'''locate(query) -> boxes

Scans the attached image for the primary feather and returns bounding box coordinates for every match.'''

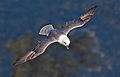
[61,5,97,35]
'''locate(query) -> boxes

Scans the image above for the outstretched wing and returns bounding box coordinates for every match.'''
[61,6,97,35]
[13,37,56,66]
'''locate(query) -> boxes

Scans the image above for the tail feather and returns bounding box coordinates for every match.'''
[39,24,54,36]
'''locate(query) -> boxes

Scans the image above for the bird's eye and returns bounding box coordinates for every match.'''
[64,42,66,44]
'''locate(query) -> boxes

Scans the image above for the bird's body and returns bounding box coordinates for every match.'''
[14,6,97,66]
[49,29,70,46]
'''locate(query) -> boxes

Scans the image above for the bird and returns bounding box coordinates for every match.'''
[14,6,97,66]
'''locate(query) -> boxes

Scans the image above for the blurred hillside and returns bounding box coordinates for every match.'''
[7,30,103,77]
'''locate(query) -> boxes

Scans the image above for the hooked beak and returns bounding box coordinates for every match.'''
[66,45,69,50]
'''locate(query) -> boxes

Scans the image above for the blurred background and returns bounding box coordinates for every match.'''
[0,0,120,77]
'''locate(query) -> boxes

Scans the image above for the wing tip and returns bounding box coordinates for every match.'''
[13,56,27,66]
[90,5,98,13]
[80,5,98,21]
[13,58,25,66]
[13,51,36,66]
[88,5,98,13]
[92,5,98,9]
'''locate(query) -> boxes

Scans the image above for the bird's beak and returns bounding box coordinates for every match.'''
[66,45,69,50]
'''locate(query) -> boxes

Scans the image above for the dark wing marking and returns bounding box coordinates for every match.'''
[61,6,97,35]
[13,37,56,66]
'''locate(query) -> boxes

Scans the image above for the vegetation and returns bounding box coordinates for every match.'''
[7,30,101,77]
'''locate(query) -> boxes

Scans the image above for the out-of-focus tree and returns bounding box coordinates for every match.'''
[7,30,101,77]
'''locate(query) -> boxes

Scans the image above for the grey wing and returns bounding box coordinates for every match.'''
[13,37,56,66]
[61,6,97,35]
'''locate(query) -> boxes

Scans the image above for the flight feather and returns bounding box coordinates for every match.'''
[13,37,56,66]
[61,6,97,34]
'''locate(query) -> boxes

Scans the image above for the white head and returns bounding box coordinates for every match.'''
[58,35,70,49]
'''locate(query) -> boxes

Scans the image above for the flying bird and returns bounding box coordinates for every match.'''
[14,6,97,66]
